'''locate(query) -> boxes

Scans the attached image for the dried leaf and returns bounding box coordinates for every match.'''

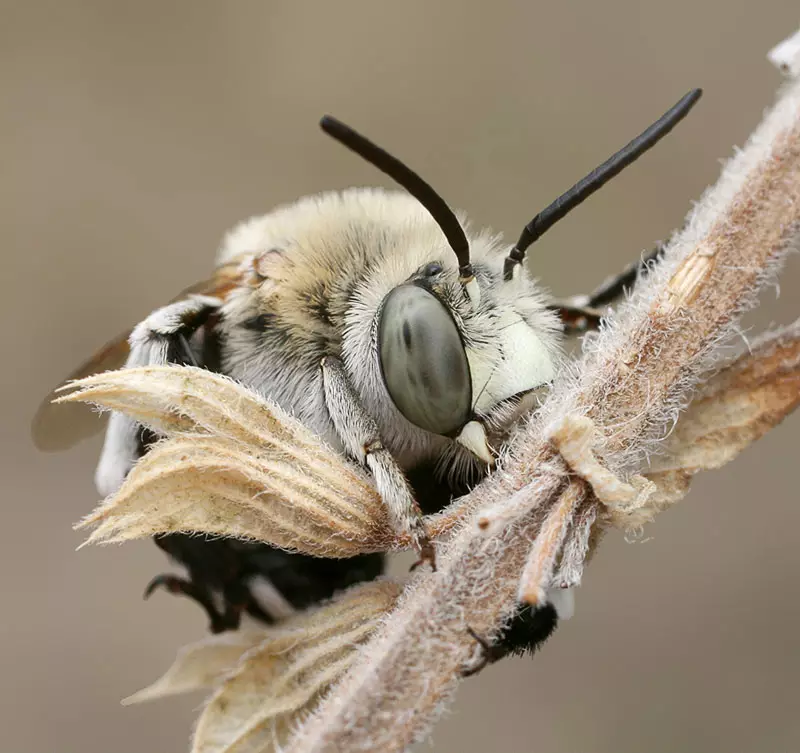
[192,580,402,753]
[122,630,269,705]
[639,321,800,518]
[63,366,396,556]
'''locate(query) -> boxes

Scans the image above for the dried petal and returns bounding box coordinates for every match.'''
[64,366,396,555]
[58,365,374,489]
[192,580,401,753]
[122,630,269,705]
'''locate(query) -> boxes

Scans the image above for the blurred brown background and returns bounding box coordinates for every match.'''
[2,2,799,752]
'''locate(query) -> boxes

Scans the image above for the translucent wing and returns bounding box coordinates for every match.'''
[31,331,132,451]
[31,259,244,452]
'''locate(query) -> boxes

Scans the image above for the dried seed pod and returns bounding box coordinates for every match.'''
[76,436,393,555]
[58,365,377,486]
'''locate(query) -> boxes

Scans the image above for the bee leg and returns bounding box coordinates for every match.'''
[548,242,665,334]
[143,574,232,634]
[547,304,604,334]
[212,583,248,632]
[218,579,280,630]
[320,356,435,570]
[460,627,509,678]
[579,242,665,310]
[462,602,560,676]
[94,295,222,497]
[243,591,275,625]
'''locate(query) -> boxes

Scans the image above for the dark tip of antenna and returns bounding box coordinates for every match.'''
[503,88,703,281]
[320,115,472,277]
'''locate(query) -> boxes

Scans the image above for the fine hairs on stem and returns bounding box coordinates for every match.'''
[284,39,800,753]
[59,28,800,753]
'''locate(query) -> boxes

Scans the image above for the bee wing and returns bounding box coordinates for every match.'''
[31,332,133,451]
[31,259,245,452]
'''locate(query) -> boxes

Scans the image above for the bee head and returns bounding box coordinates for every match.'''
[322,92,702,463]
[369,235,560,465]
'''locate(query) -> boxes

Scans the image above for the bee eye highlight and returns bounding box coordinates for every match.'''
[378,284,472,436]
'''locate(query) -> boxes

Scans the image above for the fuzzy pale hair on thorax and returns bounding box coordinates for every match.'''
[216,186,562,375]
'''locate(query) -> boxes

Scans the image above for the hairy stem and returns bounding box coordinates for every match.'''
[287,74,800,753]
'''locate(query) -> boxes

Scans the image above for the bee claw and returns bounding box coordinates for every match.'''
[143,573,234,634]
[460,626,508,678]
[143,573,186,599]
[409,535,437,572]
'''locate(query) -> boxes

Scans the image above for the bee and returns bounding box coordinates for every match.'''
[33,88,701,663]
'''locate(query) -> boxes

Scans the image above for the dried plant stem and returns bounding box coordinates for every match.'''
[286,76,800,752]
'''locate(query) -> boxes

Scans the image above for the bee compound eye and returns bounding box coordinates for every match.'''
[378,284,472,436]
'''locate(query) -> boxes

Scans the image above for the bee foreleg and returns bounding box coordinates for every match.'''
[94,295,221,496]
[320,356,435,569]
[549,242,665,334]
[127,295,222,367]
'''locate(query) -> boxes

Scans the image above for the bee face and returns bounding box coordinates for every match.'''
[295,194,562,466]
[376,249,562,430]
[374,264,562,461]
[369,245,562,462]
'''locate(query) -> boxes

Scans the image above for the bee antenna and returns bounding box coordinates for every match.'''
[503,88,703,281]
[320,115,477,297]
